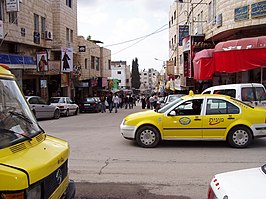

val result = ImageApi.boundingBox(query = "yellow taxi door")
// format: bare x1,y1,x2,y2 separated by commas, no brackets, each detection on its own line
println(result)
202,98,241,138
162,99,203,139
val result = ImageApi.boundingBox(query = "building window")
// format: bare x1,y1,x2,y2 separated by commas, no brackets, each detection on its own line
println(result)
70,29,73,43
66,0,72,8
108,60,111,70
41,17,46,37
91,56,95,69
66,27,69,42
9,12,17,24
34,14,39,31
0,1,4,21
85,58,88,69
96,57,99,71
117,71,121,74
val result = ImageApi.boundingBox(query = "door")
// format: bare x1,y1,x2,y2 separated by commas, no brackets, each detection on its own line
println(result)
202,98,241,138
162,99,203,139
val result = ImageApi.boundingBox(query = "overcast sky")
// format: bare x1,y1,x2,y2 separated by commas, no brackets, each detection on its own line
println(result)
77,0,174,72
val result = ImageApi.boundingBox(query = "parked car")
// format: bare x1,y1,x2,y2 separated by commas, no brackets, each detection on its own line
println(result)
202,83,266,108
26,96,60,119
120,91,266,148
49,97,79,116
208,164,266,199
79,97,101,113
159,94,185,108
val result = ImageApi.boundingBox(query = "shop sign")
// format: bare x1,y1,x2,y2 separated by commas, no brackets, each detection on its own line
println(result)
6,0,19,12
178,25,189,46
234,5,249,21
61,73,69,87
61,47,73,73
251,1,266,18
183,36,191,52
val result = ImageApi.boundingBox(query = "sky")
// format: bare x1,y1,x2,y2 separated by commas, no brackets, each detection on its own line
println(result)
77,0,174,72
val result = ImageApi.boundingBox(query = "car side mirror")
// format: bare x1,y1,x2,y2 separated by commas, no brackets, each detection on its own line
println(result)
169,110,176,116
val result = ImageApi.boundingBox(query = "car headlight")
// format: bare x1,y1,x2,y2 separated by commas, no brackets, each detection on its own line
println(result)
26,184,41,199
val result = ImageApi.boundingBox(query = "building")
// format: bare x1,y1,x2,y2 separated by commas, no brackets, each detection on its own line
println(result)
139,68,159,95
75,36,111,98
169,0,266,91
110,61,131,90
0,0,78,100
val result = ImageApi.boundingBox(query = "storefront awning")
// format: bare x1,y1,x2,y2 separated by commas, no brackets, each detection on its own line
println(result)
214,36,266,73
193,49,215,80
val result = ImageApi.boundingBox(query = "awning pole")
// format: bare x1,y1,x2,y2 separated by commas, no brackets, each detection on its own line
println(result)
261,67,263,84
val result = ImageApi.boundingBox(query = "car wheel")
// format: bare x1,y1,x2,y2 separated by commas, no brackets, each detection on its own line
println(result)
136,126,160,148
65,109,69,117
54,109,60,119
227,126,252,148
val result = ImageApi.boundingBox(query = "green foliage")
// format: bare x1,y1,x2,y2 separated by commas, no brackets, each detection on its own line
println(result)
131,57,141,89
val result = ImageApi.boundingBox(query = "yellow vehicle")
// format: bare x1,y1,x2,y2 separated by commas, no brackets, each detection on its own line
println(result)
120,91,266,148
0,64,75,198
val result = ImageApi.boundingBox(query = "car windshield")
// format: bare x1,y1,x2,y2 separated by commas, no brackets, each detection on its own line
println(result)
0,78,42,149
158,97,184,113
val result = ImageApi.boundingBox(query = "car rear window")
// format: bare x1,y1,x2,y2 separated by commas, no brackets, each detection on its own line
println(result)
241,87,266,101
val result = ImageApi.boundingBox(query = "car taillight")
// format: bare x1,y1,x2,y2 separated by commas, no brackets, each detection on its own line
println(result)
208,185,215,199
93,103,97,106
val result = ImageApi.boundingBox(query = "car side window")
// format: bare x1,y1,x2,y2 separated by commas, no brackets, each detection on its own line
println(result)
29,97,38,104
206,99,239,115
213,89,236,98
241,87,255,101
255,87,266,101
174,99,203,115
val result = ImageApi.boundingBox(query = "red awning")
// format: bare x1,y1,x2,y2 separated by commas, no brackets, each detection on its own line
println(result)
214,36,266,73
193,49,215,80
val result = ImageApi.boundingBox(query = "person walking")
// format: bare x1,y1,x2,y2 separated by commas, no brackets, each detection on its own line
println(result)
128,95,134,109
107,93,113,113
141,96,146,109
100,94,106,113
112,93,119,113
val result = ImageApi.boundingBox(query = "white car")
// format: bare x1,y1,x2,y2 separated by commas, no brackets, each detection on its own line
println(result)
208,164,266,199
49,97,79,116
26,96,60,119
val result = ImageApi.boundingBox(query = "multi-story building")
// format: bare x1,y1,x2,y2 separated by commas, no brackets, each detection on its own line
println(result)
169,0,266,91
75,36,111,98
110,61,131,90
0,0,77,100
0,0,112,101
139,68,159,95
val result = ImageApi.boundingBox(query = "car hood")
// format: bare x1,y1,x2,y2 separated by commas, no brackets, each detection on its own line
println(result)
0,134,69,188
124,110,158,120
213,167,266,199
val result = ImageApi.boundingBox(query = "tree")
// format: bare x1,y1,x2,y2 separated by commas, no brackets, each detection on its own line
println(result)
131,57,140,89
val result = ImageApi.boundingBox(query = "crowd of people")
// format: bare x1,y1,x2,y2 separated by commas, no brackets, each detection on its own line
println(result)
99,93,139,113
140,94,160,111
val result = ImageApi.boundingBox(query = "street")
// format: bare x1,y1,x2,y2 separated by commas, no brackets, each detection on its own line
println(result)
39,104,266,199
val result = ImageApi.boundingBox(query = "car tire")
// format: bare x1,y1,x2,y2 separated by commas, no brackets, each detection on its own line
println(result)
227,126,252,148
65,109,69,117
54,109,60,119
136,126,160,148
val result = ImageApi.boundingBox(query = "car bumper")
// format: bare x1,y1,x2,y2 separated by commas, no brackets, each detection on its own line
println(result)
251,124,266,137
120,122,137,139
62,180,76,199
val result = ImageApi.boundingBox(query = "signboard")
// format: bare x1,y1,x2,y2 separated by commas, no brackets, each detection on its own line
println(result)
166,60,175,76
6,0,19,12
234,6,249,21
37,51,48,72
251,1,266,18
79,46,86,52
178,25,189,46
182,36,191,52
61,47,73,72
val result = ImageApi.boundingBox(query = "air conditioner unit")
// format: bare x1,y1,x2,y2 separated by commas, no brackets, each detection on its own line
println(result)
45,31,53,40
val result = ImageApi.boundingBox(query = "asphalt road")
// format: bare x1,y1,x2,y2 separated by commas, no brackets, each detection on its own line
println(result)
38,104,266,199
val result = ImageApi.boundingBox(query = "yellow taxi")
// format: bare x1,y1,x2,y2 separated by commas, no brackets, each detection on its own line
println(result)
120,92,266,148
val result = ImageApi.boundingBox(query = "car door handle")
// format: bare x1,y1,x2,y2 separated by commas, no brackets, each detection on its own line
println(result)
194,118,201,121
228,117,235,120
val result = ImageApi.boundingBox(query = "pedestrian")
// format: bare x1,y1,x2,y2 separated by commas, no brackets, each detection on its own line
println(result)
146,96,150,109
128,95,134,109
107,93,113,113
124,95,129,109
149,95,155,110
112,93,119,113
141,96,146,109
100,94,106,113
